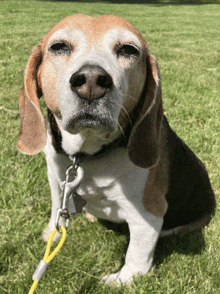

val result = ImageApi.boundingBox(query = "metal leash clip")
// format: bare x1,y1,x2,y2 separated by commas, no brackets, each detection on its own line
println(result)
55,157,86,231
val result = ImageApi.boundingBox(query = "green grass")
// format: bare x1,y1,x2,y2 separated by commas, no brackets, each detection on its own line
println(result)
0,0,220,293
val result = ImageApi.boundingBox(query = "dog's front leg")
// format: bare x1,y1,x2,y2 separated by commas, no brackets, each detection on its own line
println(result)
103,213,163,284
42,141,71,241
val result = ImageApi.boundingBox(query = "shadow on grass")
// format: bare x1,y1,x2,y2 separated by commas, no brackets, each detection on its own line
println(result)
52,0,220,5
99,219,129,236
73,219,206,292
99,219,206,267
155,228,205,266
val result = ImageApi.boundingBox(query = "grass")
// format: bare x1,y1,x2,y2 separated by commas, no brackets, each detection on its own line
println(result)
0,0,220,293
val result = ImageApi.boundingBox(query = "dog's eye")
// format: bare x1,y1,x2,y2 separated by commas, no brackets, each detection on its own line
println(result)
116,44,140,59
49,41,72,55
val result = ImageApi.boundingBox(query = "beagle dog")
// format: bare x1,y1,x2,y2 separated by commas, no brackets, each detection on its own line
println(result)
17,14,215,284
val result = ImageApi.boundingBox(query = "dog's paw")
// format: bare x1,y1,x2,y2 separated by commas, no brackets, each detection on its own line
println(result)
103,263,151,285
41,226,60,242
84,211,97,223
103,270,132,285
103,265,137,285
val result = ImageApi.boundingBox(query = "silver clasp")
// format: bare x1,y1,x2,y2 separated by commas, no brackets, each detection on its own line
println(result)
55,157,85,231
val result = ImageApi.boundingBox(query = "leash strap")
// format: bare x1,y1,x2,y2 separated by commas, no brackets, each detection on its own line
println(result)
29,156,86,293
29,226,67,294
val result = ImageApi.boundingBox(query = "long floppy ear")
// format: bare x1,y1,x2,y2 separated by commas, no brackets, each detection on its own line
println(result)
128,52,163,168
17,44,47,155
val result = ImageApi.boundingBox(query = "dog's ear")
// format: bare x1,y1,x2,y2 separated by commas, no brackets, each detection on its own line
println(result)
128,52,163,168
17,44,47,155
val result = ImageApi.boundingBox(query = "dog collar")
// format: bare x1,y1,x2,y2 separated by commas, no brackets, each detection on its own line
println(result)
47,108,128,163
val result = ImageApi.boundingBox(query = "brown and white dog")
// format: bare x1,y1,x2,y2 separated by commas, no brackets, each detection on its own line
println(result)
17,14,215,284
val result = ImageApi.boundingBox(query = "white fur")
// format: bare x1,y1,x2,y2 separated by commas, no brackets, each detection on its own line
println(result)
43,131,163,284
61,127,121,156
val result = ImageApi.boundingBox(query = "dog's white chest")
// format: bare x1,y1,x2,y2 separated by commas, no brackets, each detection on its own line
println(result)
76,148,149,222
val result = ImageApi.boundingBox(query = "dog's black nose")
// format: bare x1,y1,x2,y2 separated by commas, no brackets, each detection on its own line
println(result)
69,65,113,102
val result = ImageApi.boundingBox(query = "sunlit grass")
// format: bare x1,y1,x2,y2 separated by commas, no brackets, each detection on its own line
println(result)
0,1,219,293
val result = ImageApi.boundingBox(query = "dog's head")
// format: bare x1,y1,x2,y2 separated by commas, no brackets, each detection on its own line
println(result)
17,14,163,168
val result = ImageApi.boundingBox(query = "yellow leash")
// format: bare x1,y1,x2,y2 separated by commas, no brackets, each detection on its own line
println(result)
28,157,85,293
29,226,67,294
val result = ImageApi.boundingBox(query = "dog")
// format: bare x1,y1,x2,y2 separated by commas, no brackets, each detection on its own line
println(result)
17,14,215,284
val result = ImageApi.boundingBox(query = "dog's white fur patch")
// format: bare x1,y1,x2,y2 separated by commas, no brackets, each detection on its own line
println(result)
43,131,163,283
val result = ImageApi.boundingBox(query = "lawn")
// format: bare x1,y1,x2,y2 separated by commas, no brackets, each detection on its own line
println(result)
0,0,220,293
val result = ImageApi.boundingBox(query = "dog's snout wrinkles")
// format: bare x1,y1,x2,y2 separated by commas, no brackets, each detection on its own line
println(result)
69,65,113,102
